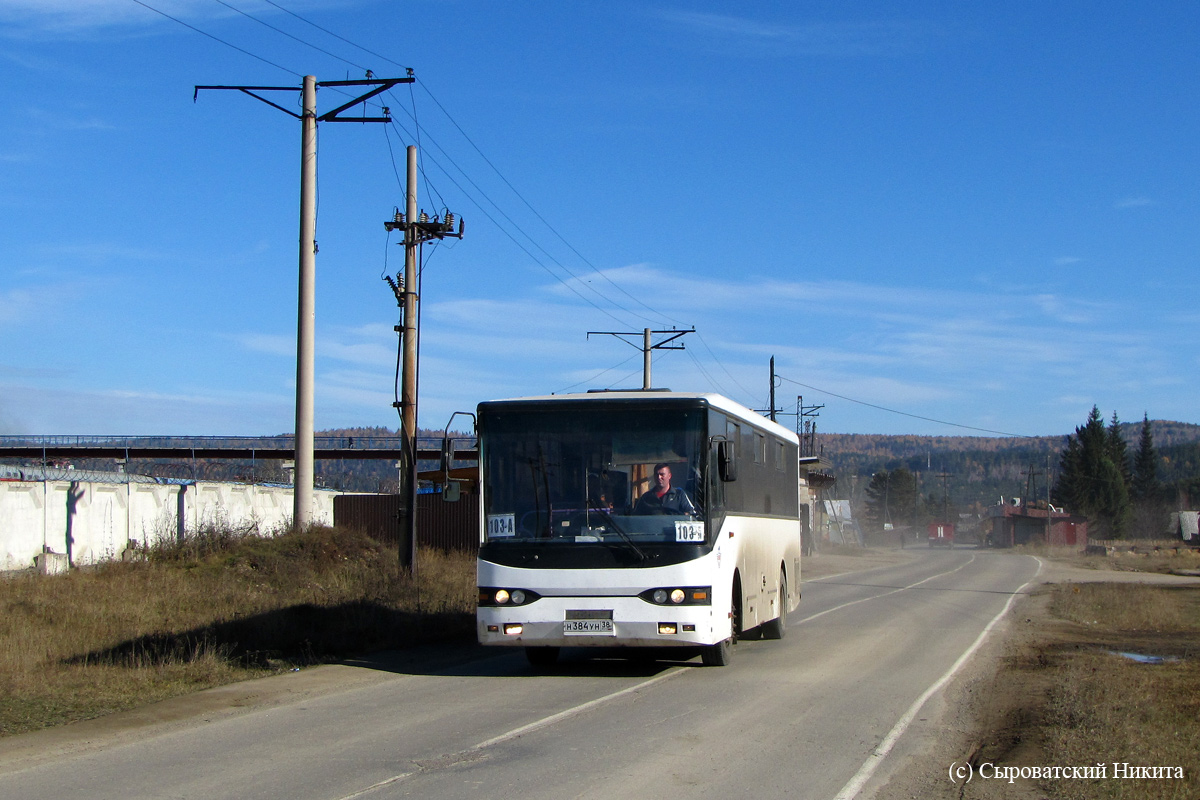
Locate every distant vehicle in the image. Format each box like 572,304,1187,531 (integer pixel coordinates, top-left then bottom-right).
474,391,803,667
928,522,955,548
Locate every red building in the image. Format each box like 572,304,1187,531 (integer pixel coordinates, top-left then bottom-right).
984,500,1088,548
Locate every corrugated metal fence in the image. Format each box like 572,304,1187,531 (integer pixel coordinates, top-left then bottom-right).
333,493,478,555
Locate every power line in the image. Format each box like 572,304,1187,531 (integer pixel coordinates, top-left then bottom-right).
161,0,744,397
383,98,659,327
131,0,300,77
776,375,1032,438
414,82,680,327
210,0,370,73
253,2,662,322
260,0,412,72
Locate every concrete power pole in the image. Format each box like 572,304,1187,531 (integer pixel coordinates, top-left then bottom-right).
195,73,413,530
295,76,317,529
587,328,694,389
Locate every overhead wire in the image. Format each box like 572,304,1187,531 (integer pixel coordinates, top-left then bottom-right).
556,352,642,394
383,91,659,327
381,115,642,328
776,375,1031,438
152,0,744,393
131,0,300,77
209,0,371,72
249,0,679,327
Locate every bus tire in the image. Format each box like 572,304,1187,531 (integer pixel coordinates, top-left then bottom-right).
701,638,732,666
761,570,787,640
702,582,740,666
525,646,559,668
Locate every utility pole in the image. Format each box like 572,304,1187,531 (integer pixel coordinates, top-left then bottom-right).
796,396,824,458
755,357,788,422
586,328,694,389
383,147,464,574
937,471,952,524
196,73,413,530
769,357,777,422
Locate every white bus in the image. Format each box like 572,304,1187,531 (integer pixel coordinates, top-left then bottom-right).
475,391,803,667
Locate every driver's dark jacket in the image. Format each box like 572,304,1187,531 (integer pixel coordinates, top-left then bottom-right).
633,486,698,516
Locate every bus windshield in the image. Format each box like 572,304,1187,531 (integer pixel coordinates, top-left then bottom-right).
481,405,707,545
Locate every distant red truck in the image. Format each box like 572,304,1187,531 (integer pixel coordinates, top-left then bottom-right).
928,522,955,548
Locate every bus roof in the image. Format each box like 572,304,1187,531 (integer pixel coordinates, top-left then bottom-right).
478,391,799,444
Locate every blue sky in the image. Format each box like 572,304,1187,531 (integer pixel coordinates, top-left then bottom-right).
1,1,1196,438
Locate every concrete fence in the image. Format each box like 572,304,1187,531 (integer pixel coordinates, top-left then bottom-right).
0,477,337,572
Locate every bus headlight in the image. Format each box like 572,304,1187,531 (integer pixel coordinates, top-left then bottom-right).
639,587,712,606
478,588,541,606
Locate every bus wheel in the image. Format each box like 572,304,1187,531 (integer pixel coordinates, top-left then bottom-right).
702,587,740,666
525,647,559,668
762,570,787,640
701,638,732,666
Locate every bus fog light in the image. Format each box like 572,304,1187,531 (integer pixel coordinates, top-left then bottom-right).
658,623,678,635
653,589,668,604
487,625,499,633
504,624,523,635
670,589,685,604
683,624,696,632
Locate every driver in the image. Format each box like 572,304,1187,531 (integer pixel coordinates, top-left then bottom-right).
633,463,699,517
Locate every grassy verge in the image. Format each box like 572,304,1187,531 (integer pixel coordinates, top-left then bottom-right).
974,581,1200,800
0,525,476,738
1017,543,1200,576
1039,583,1200,800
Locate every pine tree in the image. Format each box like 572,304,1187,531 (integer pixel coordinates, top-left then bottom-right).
1107,411,1132,487
1052,406,1131,538
1130,413,1168,537
1131,413,1160,501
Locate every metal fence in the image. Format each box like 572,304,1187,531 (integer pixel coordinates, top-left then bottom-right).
333,493,479,556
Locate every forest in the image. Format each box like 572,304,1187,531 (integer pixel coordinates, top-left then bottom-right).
836,417,1200,538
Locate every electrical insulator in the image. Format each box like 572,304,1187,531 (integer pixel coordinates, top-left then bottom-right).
419,211,429,223
393,209,404,224
444,212,456,231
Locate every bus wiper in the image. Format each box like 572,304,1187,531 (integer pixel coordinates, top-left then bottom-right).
594,510,647,562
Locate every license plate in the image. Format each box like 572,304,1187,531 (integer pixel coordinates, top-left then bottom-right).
563,619,615,635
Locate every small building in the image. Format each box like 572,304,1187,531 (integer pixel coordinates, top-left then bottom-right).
983,498,1088,548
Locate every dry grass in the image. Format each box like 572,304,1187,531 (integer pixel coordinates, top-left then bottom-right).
1038,583,1200,799
0,525,476,737
1023,543,1200,576
1050,582,1199,632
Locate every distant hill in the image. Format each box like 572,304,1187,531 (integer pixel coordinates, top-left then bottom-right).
814,420,1200,513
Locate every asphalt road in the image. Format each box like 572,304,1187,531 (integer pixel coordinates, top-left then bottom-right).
0,548,1041,800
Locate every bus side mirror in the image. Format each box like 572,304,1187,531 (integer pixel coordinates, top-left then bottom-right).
440,437,452,473
442,481,461,502
718,440,738,482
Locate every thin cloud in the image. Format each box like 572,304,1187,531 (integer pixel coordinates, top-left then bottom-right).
654,10,937,57
1114,196,1152,209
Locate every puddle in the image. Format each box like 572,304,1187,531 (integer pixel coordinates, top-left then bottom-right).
1108,651,1181,665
